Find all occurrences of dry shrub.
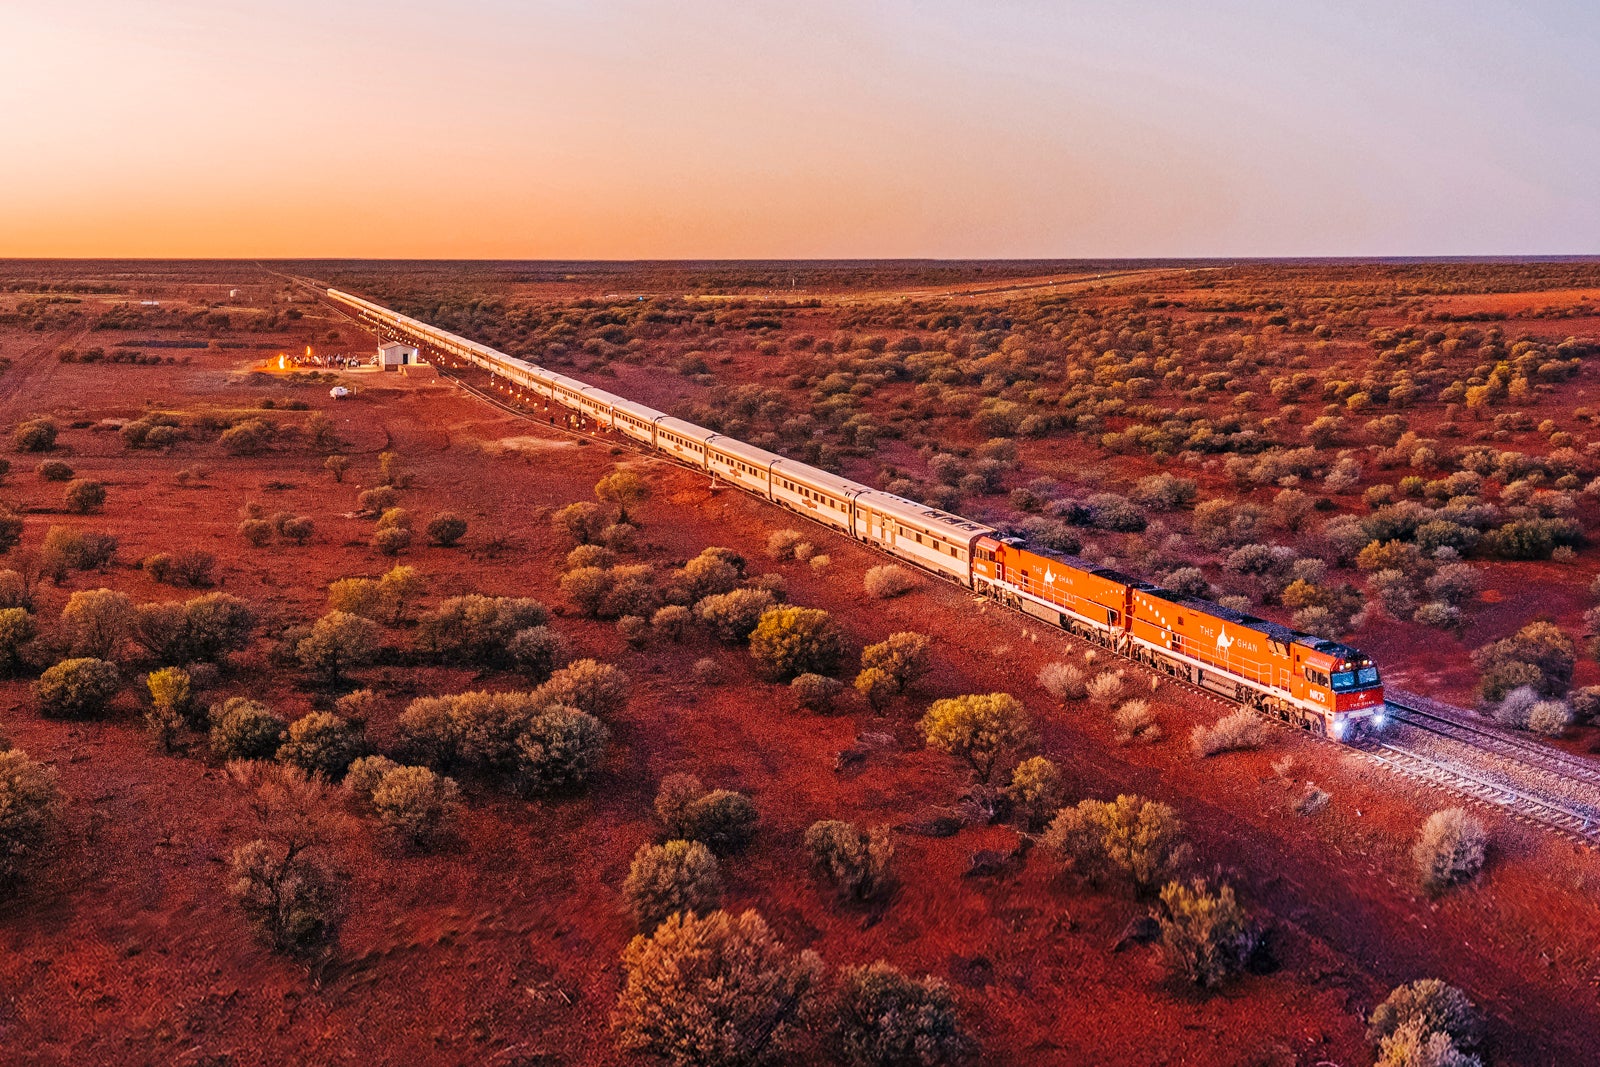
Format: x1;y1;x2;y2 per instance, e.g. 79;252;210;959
831;962;966;1067
210;697;286;760
515;706;610;795
1527;699;1572;738
654;774;759;855
804;820;894;902
692;657;724;686
369;764;461;847
1113;699;1161;743
863;564;915;599
35;657;120;720
694;588;775;644
1191;710;1265;758
276;712;366;779
1412;808;1487;892
539;659;629;719
1368;979;1483;1054
622;839;723;932
1085;670;1125;706
1294;783;1331;816
1156;878;1258;987
0;747;62;887
1007;755;1063;830
612;909;823;1067
651;604;691;641
791;672;846;714
1037;661;1086;702
225;763;346;955
344;755;401;800
1042;794;1189;890
767;529;805;560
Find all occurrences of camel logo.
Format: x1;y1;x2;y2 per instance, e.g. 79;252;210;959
1216;631;1234;652
1044;568;1055;585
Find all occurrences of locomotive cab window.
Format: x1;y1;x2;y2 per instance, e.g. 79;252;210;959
1331;670;1360;691
1357;666;1380;686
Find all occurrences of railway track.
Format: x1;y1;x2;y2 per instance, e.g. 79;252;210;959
1386;694;1600;789
1362;696;1600;847
1362;742;1600;845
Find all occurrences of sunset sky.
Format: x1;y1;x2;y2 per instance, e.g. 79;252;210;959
2;1;1596;258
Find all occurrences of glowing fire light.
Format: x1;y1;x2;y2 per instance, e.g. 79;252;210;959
278;354;286;370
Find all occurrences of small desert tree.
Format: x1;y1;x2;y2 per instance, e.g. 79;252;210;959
831;962;966;1067
748;606;845;680
613;909;824;1067
225;762;347;955
0;746;62;887
1008;756;1064;830
60;588;134;660
0;607;36;676
622;839;723;932
323;454;349;482
296;611;381;682
595;469;650;523
1042;794;1190;891
804;820;895;903
920;693;1035;785
145;666;193;751
554;501;606;544
376;564;426;624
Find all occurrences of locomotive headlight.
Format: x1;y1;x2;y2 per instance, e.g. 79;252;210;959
1330;719;1348;740
1371;711;1387;728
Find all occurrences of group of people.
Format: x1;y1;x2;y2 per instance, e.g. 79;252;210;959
285;352;366;369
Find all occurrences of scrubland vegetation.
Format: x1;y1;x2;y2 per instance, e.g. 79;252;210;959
3;259;1599;1064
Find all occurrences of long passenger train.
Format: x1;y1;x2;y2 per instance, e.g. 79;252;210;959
321;286;1386;740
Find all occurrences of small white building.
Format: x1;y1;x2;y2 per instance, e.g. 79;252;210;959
377;340;419;370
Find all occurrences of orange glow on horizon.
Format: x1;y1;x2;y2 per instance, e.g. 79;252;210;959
1;2;1595;258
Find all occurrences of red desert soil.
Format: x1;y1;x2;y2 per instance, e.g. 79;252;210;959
1;274;1599;1066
